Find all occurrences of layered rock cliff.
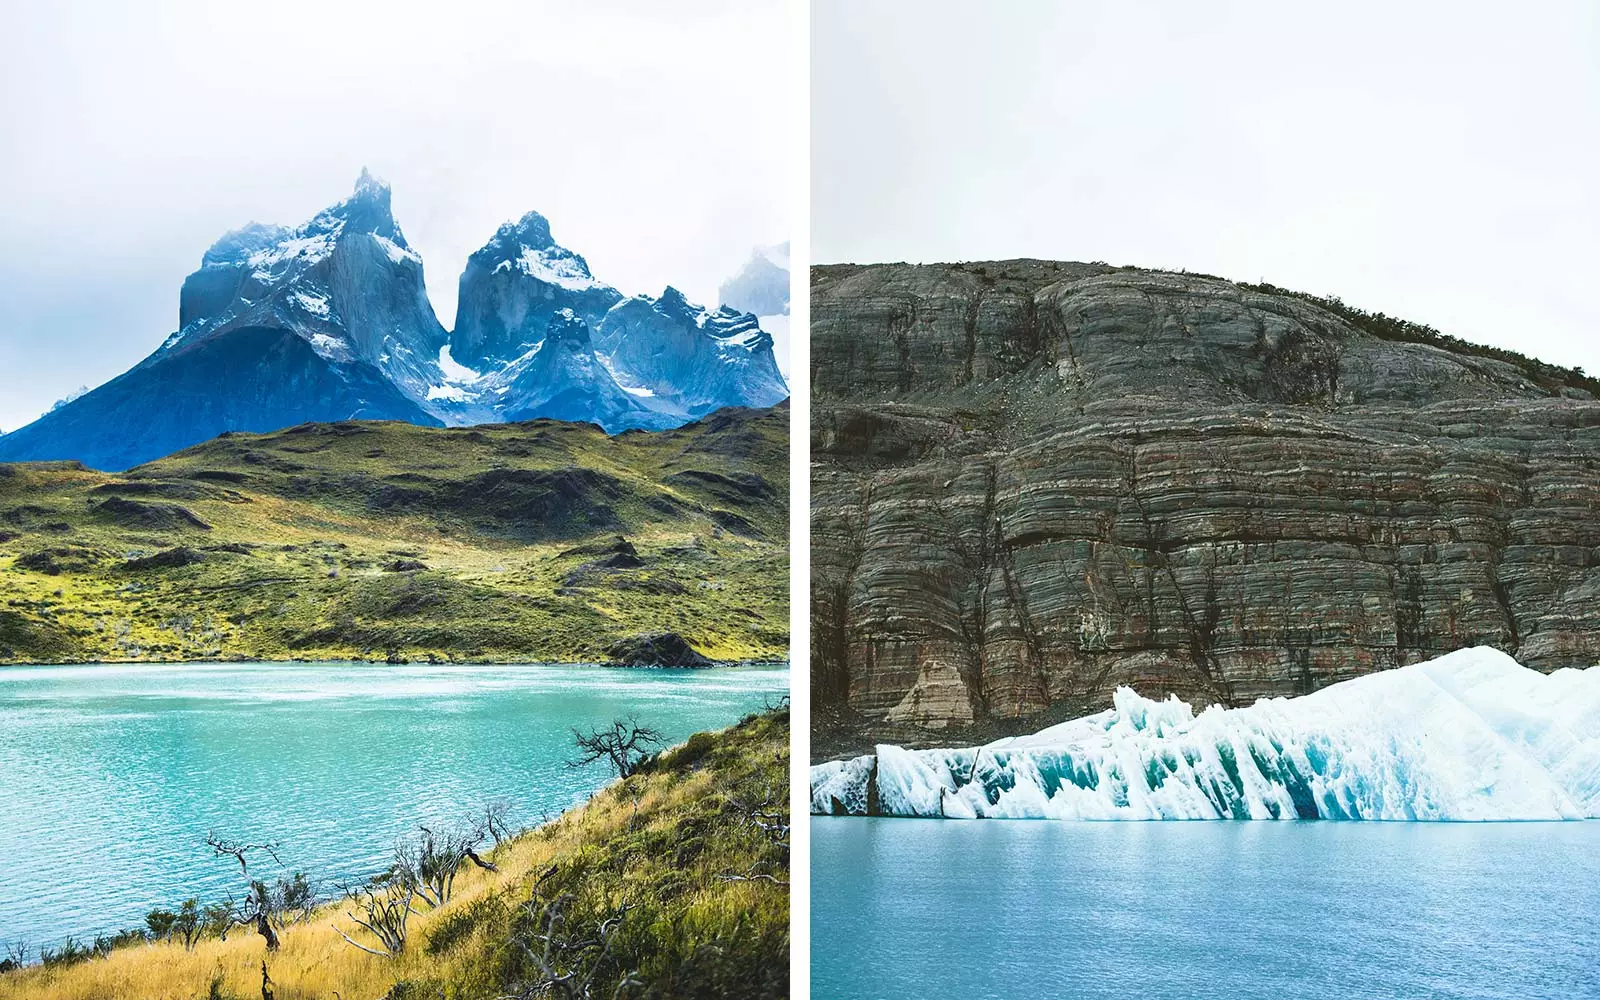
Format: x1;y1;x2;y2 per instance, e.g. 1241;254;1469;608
811;260;1600;749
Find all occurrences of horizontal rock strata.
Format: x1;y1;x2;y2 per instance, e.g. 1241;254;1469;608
811;260;1600;735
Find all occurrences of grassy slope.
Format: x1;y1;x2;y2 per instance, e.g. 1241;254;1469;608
0;709;790;1000
0;404;788;664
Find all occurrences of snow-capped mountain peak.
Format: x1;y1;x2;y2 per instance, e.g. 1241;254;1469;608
450;210;623;370
164;170;447;405
0;175;788;470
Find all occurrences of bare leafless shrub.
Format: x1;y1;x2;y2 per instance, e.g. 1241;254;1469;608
499;882;640;1000
567;717;664;779
333;884;416;958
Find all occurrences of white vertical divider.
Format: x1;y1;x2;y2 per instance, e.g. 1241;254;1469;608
787;0;812;993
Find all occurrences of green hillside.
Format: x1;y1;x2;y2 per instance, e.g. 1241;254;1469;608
0;404;788;664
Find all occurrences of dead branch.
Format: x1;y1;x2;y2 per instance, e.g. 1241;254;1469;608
567;716;664;779
206;834;282;875
333;885;415;958
498;888;639;1000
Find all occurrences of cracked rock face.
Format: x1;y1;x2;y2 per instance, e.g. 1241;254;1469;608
811;260;1600;734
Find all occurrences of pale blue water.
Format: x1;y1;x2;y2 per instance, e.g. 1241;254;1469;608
0;661;786;948
812;817;1600;1000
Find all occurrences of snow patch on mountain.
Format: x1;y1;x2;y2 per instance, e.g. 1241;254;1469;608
373;233;420;265
595;353;657;397
492;245;608;292
249;232;339;279
305;333;352;361
437;345;482;384
426;384;476;402
293;290;331;318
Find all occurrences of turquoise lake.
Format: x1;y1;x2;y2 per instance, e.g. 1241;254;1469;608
812;816;1600;999
0;661;787;948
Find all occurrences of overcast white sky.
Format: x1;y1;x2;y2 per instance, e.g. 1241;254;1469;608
0;0;791;431
814;0;1597;375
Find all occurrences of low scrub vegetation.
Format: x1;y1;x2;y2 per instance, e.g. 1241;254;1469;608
0;407;789;665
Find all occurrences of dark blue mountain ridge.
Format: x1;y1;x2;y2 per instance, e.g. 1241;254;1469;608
0;171;788;470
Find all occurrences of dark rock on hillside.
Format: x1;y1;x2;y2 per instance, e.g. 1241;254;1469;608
89;480;208;500
0;609;74;661
436;467;625;541
124;546;206;570
811;260;1600;736
4;504;53;525
581;551;646;572
607;632;713;667
15;550;63;575
93;497;211;531
16;546;101;574
558;536;638;559
664;469;777;504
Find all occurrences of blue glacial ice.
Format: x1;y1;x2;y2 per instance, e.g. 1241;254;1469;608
810;647;1600;820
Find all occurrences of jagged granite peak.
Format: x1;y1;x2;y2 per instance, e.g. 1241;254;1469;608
445;223;788;427
449;210;622;368
0;172;446;471
0;174;789;470
494;209;557;250
494;308;665;431
170;169;446;405
719;240;790;317
593;287;789;419
810;259;1600;750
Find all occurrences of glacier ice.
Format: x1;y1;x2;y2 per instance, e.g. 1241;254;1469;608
810;647;1600;821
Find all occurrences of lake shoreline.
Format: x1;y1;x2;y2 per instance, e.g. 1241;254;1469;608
0;660;789;951
1;710;792;999
0;655;792;669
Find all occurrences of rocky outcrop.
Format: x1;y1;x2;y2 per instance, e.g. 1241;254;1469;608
496;309;664;431
812;260;1600;740
606;631;714;667
171;167;449;402
429;217;790;430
